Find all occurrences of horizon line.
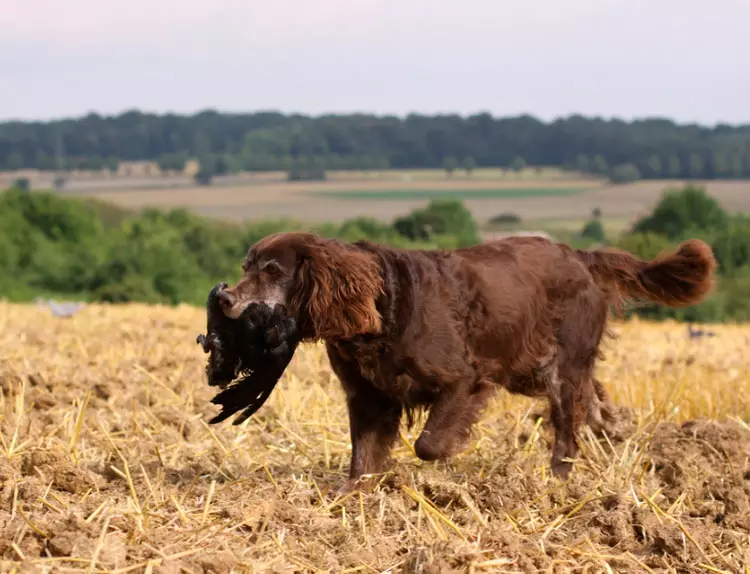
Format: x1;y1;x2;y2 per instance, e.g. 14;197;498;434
3;108;750;130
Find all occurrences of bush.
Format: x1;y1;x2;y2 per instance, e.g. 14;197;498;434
708;215;750;274
194;169;213;185
92;275;160;304
287;156;326;181
0;187;484;306
335;217;402;244
393;199;480;247
13;178;30;191
615;232;674;261
3;182;747;324
610;164;641;184
580;220;605;242
489;213;522;226
632;185;728;240
463;157;477;174
510;156;526;172
442;156;458;175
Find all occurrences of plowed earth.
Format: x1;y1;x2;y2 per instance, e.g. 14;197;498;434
1;304;749;573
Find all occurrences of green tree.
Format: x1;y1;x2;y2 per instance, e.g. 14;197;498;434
462;156;477;174
287;157;326;181
709;150;729;178
575;154;590;173
3;111;750;178
580;219;605;242
591;155;609;175
194;157;214;185
35;151;55;171
213;155;228;176
688;153;705;178
667;155;682;178
632;184;728;240
106;157;119;174
442;156;458;176
615;232;673;261
510;156;526;173
610;164;641;184
489;213;522;226
193;131;212;158
157;152;188;173
394;199;480;247
646;155;662;178
709;216;750;274
728;153;744;178
13;178;30;191
194;170;213;185
6;152;24;171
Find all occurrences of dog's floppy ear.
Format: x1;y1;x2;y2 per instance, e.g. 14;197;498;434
289;239;383;340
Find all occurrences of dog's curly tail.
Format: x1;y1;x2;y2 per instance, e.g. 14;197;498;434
576;239;716;310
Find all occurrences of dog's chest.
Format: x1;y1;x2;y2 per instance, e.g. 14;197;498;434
334;337;405;381
332;338;434;404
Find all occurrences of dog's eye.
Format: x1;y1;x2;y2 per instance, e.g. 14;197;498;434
263;261;281;275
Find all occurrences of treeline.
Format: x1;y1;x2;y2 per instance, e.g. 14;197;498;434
3;111;750;181
0;187;480;305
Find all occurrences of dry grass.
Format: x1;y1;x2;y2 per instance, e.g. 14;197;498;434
2;304;750;573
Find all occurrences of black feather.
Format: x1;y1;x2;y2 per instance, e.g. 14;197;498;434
196;282;301;424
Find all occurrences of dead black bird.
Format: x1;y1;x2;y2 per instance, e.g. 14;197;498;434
196;282;301;425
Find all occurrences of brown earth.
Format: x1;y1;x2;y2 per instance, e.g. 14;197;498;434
1;305;749;573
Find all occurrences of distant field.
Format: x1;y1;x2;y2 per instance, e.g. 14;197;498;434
314;186;586;201
322;166;583;181
484;215;633;240
20;168;750;232
0;166;581;188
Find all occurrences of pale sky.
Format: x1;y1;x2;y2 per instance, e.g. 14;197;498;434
2;0;748;124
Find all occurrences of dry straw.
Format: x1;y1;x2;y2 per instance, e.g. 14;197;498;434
1;302;749;573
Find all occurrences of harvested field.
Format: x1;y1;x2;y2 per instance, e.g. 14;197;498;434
54;173;750;228
311;187;585;201
2;304;750;573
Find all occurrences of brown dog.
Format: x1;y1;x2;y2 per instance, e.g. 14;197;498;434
217;232;715;491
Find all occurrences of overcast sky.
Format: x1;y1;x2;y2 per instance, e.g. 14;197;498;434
2;0;747;124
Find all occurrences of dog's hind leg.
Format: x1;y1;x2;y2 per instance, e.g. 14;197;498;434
587;377;615;433
546;287;608;479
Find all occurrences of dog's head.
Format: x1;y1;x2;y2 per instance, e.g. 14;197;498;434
217;232;383;340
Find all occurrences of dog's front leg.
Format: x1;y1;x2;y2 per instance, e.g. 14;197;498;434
336;385;402;495
414;378;494;462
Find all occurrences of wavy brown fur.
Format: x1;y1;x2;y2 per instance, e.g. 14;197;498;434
576;239;716;313
288;237;384;340
220;232;716;491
